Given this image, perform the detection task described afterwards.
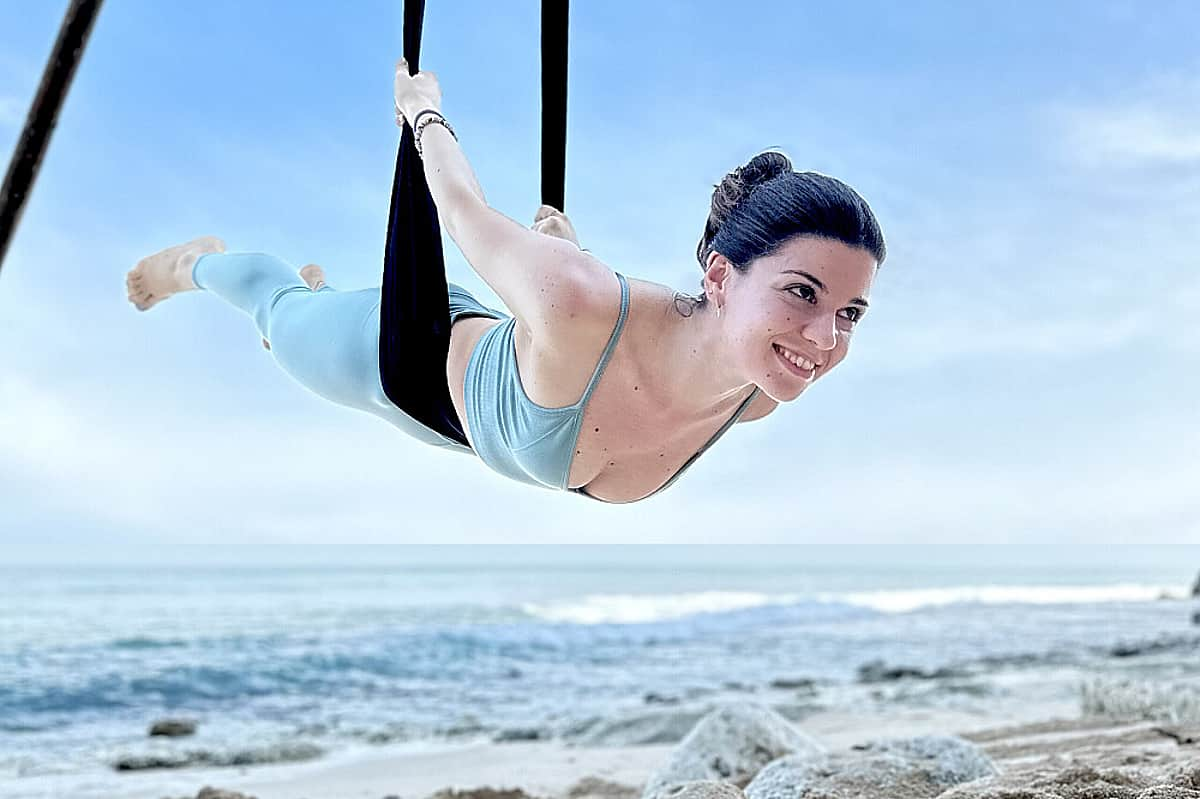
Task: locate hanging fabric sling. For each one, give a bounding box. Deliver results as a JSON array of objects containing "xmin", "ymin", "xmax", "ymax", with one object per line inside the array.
[{"xmin": 378, "ymin": 0, "xmax": 569, "ymax": 448}]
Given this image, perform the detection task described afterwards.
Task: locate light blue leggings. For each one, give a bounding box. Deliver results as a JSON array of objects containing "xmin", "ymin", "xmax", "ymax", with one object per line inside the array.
[{"xmin": 191, "ymin": 251, "xmax": 474, "ymax": 453}]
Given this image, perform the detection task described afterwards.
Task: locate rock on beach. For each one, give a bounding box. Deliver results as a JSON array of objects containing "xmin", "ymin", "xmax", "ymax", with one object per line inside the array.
[
  {"xmin": 743, "ymin": 734, "xmax": 997, "ymax": 799},
  {"xmin": 641, "ymin": 703, "xmax": 824, "ymax": 799}
]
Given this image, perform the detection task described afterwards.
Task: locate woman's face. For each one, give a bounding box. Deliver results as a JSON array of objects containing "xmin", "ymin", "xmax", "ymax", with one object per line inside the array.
[{"xmin": 706, "ymin": 235, "xmax": 877, "ymax": 402}]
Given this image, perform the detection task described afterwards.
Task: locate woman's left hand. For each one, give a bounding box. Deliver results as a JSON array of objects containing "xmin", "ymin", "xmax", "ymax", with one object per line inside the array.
[
  {"xmin": 394, "ymin": 57, "xmax": 443, "ymax": 126},
  {"xmin": 532, "ymin": 205, "xmax": 581, "ymax": 248}
]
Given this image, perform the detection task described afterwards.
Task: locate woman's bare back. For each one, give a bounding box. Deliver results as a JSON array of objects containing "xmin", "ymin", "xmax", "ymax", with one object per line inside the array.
[{"xmin": 446, "ymin": 274, "xmax": 776, "ymax": 503}]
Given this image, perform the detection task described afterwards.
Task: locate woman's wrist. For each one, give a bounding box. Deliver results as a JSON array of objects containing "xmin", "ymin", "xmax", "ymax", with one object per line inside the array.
[{"xmin": 404, "ymin": 104, "xmax": 442, "ymax": 126}]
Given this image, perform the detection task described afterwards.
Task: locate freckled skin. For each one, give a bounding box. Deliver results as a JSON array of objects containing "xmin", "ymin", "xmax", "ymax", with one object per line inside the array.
[{"xmin": 704, "ymin": 236, "xmax": 878, "ymax": 404}]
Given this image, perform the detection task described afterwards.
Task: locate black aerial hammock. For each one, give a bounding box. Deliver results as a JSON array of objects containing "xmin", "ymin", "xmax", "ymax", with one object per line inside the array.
[{"xmin": 378, "ymin": 0, "xmax": 570, "ymax": 447}]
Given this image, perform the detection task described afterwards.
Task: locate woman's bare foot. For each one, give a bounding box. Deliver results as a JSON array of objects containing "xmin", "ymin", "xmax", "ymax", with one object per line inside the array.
[
  {"xmin": 262, "ymin": 264, "xmax": 327, "ymax": 350},
  {"xmin": 126, "ymin": 236, "xmax": 225, "ymax": 311}
]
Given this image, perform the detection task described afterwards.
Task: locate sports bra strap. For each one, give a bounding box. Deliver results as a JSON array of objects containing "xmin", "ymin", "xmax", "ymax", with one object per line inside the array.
[{"xmin": 576, "ymin": 272, "xmax": 629, "ymax": 407}]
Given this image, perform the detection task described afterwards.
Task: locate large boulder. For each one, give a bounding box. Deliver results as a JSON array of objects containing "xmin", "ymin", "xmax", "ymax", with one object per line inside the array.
[
  {"xmin": 743, "ymin": 734, "xmax": 997, "ymax": 799},
  {"xmin": 641, "ymin": 703, "xmax": 824, "ymax": 799}
]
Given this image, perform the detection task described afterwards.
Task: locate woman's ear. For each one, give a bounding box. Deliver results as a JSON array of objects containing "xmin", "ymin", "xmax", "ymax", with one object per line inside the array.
[{"xmin": 703, "ymin": 251, "xmax": 733, "ymax": 304}]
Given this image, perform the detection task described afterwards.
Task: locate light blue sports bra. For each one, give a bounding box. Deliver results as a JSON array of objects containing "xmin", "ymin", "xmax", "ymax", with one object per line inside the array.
[{"xmin": 462, "ymin": 272, "xmax": 760, "ymax": 503}]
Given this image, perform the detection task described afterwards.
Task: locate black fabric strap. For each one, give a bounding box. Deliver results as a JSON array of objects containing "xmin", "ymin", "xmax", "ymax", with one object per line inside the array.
[
  {"xmin": 379, "ymin": 0, "xmax": 469, "ymax": 447},
  {"xmin": 379, "ymin": 0, "xmax": 570, "ymax": 449}
]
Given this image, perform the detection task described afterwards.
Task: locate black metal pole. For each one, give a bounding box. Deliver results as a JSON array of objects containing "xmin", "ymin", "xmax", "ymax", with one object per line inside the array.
[{"xmin": 0, "ymin": 0, "xmax": 104, "ymax": 276}]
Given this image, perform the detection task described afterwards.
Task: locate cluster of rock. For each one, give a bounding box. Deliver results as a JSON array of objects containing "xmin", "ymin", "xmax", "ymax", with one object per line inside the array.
[
  {"xmin": 636, "ymin": 704, "xmax": 998, "ymax": 799},
  {"xmin": 634, "ymin": 703, "xmax": 1200, "ymax": 799}
]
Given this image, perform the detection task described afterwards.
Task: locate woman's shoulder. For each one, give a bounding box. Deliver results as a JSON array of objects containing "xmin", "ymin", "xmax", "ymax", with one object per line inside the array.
[{"xmin": 559, "ymin": 261, "xmax": 677, "ymax": 337}]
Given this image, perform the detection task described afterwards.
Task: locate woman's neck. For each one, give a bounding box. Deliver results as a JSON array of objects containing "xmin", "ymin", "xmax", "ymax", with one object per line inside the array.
[{"xmin": 652, "ymin": 295, "xmax": 757, "ymax": 421}]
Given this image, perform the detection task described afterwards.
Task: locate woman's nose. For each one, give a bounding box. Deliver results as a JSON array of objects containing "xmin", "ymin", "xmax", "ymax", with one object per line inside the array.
[{"xmin": 802, "ymin": 313, "xmax": 839, "ymax": 351}]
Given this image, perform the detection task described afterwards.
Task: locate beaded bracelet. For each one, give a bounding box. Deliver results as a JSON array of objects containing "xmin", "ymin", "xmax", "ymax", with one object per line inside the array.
[{"xmin": 411, "ymin": 108, "xmax": 457, "ymax": 159}]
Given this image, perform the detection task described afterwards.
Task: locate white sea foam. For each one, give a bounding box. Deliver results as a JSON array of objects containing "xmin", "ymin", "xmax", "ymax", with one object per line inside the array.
[
  {"xmin": 520, "ymin": 591, "xmax": 801, "ymax": 624},
  {"xmin": 522, "ymin": 583, "xmax": 1189, "ymax": 623},
  {"xmin": 827, "ymin": 583, "xmax": 1188, "ymax": 614}
]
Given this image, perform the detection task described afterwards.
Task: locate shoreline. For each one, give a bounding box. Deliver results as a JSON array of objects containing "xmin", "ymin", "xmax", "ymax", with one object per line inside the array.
[{"xmin": 101, "ymin": 701, "xmax": 1200, "ymax": 799}]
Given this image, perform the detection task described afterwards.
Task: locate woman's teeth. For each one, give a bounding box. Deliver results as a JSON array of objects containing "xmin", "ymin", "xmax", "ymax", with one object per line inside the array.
[{"xmin": 774, "ymin": 344, "xmax": 815, "ymax": 371}]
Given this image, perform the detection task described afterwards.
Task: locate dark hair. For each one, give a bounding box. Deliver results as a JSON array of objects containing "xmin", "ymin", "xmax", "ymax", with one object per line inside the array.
[{"xmin": 677, "ymin": 150, "xmax": 886, "ymax": 314}]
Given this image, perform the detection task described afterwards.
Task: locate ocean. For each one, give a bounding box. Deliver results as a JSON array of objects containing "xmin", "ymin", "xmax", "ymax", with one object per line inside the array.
[{"xmin": 1, "ymin": 544, "xmax": 1197, "ymax": 798}]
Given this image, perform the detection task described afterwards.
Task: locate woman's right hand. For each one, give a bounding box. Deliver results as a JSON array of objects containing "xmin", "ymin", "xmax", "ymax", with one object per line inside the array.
[
  {"xmin": 394, "ymin": 57, "xmax": 443, "ymax": 126},
  {"xmin": 531, "ymin": 205, "xmax": 580, "ymax": 248}
]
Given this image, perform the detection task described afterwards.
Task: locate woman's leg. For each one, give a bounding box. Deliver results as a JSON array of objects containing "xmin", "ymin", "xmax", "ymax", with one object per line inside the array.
[
  {"xmin": 190, "ymin": 250, "xmax": 470, "ymax": 452},
  {"xmin": 263, "ymin": 264, "xmax": 329, "ymax": 349}
]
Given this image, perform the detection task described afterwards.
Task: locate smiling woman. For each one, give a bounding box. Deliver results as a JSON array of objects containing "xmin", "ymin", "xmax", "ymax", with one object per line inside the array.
[
  {"xmin": 122, "ymin": 6, "xmax": 886, "ymax": 504},
  {"xmin": 124, "ymin": 145, "xmax": 886, "ymax": 504}
]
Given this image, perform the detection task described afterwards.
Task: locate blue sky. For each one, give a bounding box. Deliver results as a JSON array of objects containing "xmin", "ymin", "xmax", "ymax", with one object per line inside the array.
[{"xmin": 1, "ymin": 0, "xmax": 1197, "ymax": 552}]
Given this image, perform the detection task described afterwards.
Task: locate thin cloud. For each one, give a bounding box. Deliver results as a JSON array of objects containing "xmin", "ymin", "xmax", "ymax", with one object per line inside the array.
[
  {"xmin": 702, "ymin": 441, "xmax": 1200, "ymax": 544},
  {"xmin": 1048, "ymin": 74, "xmax": 1200, "ymax": 168},
  {"xmin": 0, "ymin": 371, "xmax": 589, "ymax": 543},
  {"xmin": 0, "ymin": 94, "xmax": 23, "ymax": 126}
]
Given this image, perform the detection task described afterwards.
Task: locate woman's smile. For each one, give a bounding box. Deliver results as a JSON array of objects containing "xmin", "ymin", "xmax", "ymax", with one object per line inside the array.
[{"xmin": 773, "ymin": 342, "xmax": 817, "ymax": 380}]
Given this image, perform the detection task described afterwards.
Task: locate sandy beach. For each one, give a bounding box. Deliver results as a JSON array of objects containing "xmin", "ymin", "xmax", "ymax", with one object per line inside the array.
[{"xmin": 109, "ymin": 705, "xmax": 1199, "ymax": 799}]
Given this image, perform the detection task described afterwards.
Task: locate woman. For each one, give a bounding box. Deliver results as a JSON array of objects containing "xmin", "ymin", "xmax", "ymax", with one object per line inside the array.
[{"xmin": 126, "ymin": 61, "xmax": 885, "ymax": 504}]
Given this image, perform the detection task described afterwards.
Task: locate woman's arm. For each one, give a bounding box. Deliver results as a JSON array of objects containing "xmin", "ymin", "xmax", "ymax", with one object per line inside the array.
[
  {"xmin": 396, "ymin": 68, "xmax": 611, "ymax": 339},
  {"xmin": 413, "ymin": 117, "xmax": 488, "ymax": 213},
  {"xmin": 439, "ymin": 187, "xmax": 614, "ymax": 341}
]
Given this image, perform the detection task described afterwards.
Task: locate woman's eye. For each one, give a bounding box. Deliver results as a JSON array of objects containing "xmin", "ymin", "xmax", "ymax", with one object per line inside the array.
[
  {"xmin": 788, "ymin": 284, "xmax": 817, "ymax": 303},
  {"xmin": 838, "ymin": 308, "xmax": 862, "ymax": 323}
]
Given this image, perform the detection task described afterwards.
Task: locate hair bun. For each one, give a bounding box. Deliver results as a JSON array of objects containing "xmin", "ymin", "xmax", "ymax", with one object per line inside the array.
[
  {"xmin": 709, "ymin": 151, "xmax": 793, "ymax": 230},
  {"xmin": 696, "ymin": 150, "xmax": 794, "ymax": 270}
]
